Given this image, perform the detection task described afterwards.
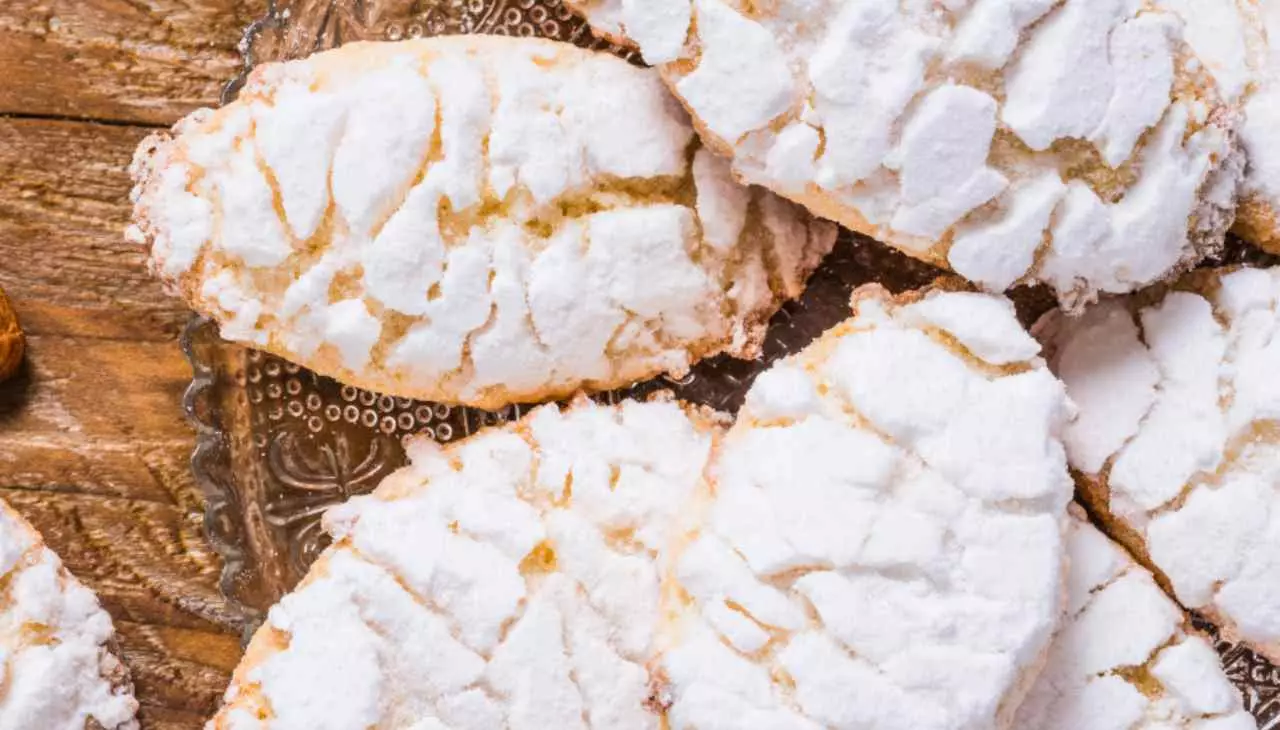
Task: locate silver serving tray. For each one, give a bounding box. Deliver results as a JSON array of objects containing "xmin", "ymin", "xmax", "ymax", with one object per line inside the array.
[{"xmin": 179, "ymin": 1, "xmax": 1280, "ymax": 725}]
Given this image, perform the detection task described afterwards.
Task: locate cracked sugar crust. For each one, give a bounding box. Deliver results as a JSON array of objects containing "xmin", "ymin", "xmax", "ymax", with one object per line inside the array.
[
  {"xmin": 655, "ymin": 286, "xmax": 1074, "ymax": 730},
  {"xmin": 0, "ymin": 500, "xmax": 140, "ymax": 730},
  {"xmin": 127, "ymin": 36, "xmax": 837, "ymax": 411},
  {"xmin": 568, "ymin": 0, "xmax": 1245, "ymax": 310},
  {"xmin": 209, "ymin": 397, "xmax": 724, "ymax": 730},
  {"xmin": 1015, "ymin": 508, "xmax": 1256, "ymax": 730},
  {"xmin": 1159, "ymin": 0, "xmax": 1280, "ymax": 254},
  {"xmin": 1038, "ymin": 265, "xmax": 1280, "ymax": 665}
]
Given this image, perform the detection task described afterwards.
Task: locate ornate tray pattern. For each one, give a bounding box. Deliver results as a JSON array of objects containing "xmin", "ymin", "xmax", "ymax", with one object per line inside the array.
[{"xmin": 181, "ymin": 1, "xmax": 1280, "ymax": 724}]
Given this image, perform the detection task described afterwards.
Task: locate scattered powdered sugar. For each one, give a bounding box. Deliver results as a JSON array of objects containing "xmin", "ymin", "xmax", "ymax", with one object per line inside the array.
[
  {"xmin": 567, "ymin": 0, "xmax": 1244, "ymax": 307},
  {"xmin": 0, "ymin": 500, "xmax": 139, "ymax": 730},
  {"xmin": 1014, "ymin": 510, "xmax": 1256, "ymax": 730},
  {"xmin": 211, "ymin": 398, "xmax": 721, "ymax": 730},
  {"xmin": 657, "ymin": 287, "xmax": 1074, "ymax": 730},
  {"xmin": 1041, "ymin": 265, "xmax": 1280, "ymax": 662},
  {"xmin": 128, "ymin": 35, "xmax": 836, "ymax": 410}
]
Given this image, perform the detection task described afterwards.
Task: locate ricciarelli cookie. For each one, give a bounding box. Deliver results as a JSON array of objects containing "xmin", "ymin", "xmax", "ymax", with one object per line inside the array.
[
  {"xmin": 568, "ymin": 0, "xmax": 1244, "ymax": 308},
  {"xmin": 210, "ymin": 397, "xmax": 722, "ymax": 729},
  {"xmin": 1015, "ymin": 508, "xmax": 1255, "ymax": 730},
  {"xmin": 0, "ymin": 500, "xmax": 139, "ymax": 729},
  {"xmin": 1038, "ymin": 265, "xmax": 1280, "ymax": 664},
  {"xmin": 656, "ymin": 286, "xmax": 1074, "ymax": 729},
  {"xmin": 1160, "ymin": 0, "xmax": 1280, "ymax": 253},
  {"xmin": 128, "ymin": 36, "xmax": 836, "ymax": 410}
]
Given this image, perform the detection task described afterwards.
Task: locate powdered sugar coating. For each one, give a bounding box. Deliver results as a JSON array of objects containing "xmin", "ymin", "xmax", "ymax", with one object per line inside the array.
[
  {"xmin": 1014, "ymin": 511, "xmax": 1255, "ymax": 730},
  {"xmin": 657, "ymin": 287, "xmax": 1074, "ymax": 730},
  {"xmin": 1041, "ymin": 265, "xmax": 1280, "ymax": 662},
  {"xmin": 1161, "ymin": 0, "xmax": 1280, "ymax": 253},
  {"xmin": 210, "ymin": 398, "xmax": 720, "ymax": 730},
  {"xmin": 0, "ymin": 500, "xmax": 139, "ymax": 729},
  {"xmin": 568, "ymin": 0, "xmax": 1243, "ymax": 308},
  {"xmin": 128, "ymin": 36, "xmax": 836, "ymax": 409}
]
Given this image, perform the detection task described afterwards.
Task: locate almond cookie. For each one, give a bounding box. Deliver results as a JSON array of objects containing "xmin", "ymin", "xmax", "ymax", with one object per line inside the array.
[
  {"xmin": 210, "ymin": 397, "xmax": 721, "ymax": 729},
  {"xmin": 656, "ymin": 286, "xmax": 1074, "ymax": 729},
  {"xmin": 1161, "ymin": 0, "xmax": 1280, "ymax": 253},
  {"xmin": 0, "ymin": 500, "xmax": 139, "ymax": 729},
  {"xmin": 1015, "ymin": 508, "xmax": 1255, "ymax": 730},
  {"xmin": 568, "ymin": 0, "xmax": 1244, "ymax": 308},
  {"xmin": 127, "ymin": 36, "xmax": 836, "ymax": 410},
  {"xmin": 1039, "ymin": 265, "xmax": 1280, "ymax": 664}
]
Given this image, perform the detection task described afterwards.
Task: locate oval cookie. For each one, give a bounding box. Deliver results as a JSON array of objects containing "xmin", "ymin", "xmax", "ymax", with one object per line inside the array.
[
  {"xmin": 1016, "ymin": 508, "xmax": 1255, "ymax": 730},
  {"xmin": 656, "ymin": 286, "xmax": 1074, "ymax": 729},
  {"xmin": 210, "ymin": 398, "xmax": 721, "ymax": 729},
  {"xmin": 128, "ymin": 36, "xmax": 837, "ymax": 409},
  {"xmin": 1039, "ymin": 265, "xmax": 1280, "ymax": 664},
  {"xmin": 569, "ymin": 0, "xmax": 1243, "ymax": 308},
  {"xmin": 0, "ymin": 500, "xmax": 139, "ymax": 729}
]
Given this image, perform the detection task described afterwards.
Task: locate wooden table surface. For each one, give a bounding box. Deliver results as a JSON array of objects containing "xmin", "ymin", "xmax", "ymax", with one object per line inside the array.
[{"xmin": 0, "ymin": 2, "xmax": 261, "ymax": 726}]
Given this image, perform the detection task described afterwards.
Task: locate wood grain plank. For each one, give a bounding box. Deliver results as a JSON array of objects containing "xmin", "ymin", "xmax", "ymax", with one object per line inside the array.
[
  {"xmin": 0, "ymin": 475, "xmax": 231, "ymax": 631},
  {"xmin": 0, "ymin": 325, "xmax": 244, "ymax": 627},
  {"xmin": 117, "ymin": 644, "xmax": 232, "ymax": 723},
  {"xmin": 0, "ymin": 303, "xmax": 242, "ymax": 729},
  {"xmin": 0, "ymin": 335, "xmax": 192, "ymax": 440},
  {"xmin": 0, "ymin": 481, "xmax": 241, "ymax": 724},
  {"xmin": 0, "ymin": 113, "xmax": 247, "ymax": 722},
  {"xmin": 0, "ymin": 0, "xmax": 257, "ymax": 725},
  {"xmin": 0, "ymin": 440, "xmax": 194, "ymax": 506},
  {"xmin": 0, "ymin": 0, "xmax": 258, "ymax": 126},
  {"xmin": 136, "ymin": 706, "xmax": 225, "ymax": 730},
  {"xmin": 0, "ymin": 117, "xmax": 191, "ymax": 340}
]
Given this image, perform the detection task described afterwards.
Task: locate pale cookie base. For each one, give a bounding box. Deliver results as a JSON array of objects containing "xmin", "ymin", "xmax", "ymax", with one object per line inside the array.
[
  {"xmin": 654, "ymin": 284, "xmax": 1074, "ymax": 730},
  {"xmin": 211, "ymin": 397, "xmax": 725, "ymax": 729},
  {"xmin": 1039, "ymin": 265, "xmax": 1280, "ymax": 666},
  {"xmin": 0, "ymin": 500, "xmax": 139, "ymax": 730},
  {"xmin": 128, "ymin": 35, "xmax": 836, "ymax": 410},
  {"xmin": 1015, "ymin": 506, "xmax": 1256, "ymax": 730},
  {"xmin": 571, "ymin": 0, "xmax": 1244, "ymax": 309}
]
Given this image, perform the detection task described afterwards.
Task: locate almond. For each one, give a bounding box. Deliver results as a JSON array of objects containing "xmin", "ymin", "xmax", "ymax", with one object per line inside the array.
[{"xmin": 0, "ymin": 286, "xmax": 23, "ymax": 383}]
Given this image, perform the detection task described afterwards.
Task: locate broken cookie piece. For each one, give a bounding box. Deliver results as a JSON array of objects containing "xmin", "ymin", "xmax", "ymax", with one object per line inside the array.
[
  {"xmin": 569, "ymin": 0, "xmax": 1244, "ymax": 309},
  {"xmin": 127, "ymin": 35, "xmax": 836, "ymax": 410},
  {"xmin": 0, "ymin": 500, "xmax": 139, "ymax": 729},
  {"xmin": 1039, "ymin": 265, "xmax": 1280, "ymax": 665},
  {"xmin": 656, "ymin": 286, "xmax": 1074, "ymax": 729},
  {"xmin": 1016, "ymin": 509, "xmax": 1255, "ymax": 730},
  {"xmin": 210, "ymin": 397, "xmax": 722, "ymax": 730}
]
